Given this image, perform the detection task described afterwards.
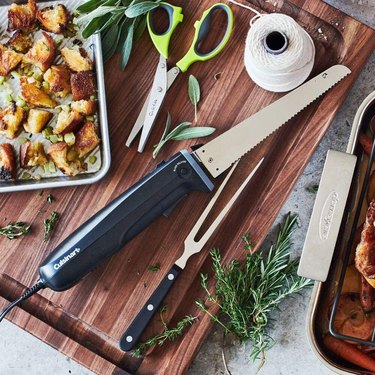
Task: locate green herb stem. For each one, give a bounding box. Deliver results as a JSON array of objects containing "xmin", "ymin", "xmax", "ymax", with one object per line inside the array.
[
  {"xmin": 43, "ymin": 211, "xmax": 59, "ymax": 240},
  {"xmin": 0, "ymin": 222, "xmax": 31, "ymax": 240}
]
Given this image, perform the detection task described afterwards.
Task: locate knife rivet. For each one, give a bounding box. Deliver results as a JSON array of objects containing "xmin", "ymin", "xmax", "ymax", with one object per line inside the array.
[
  {"xmin": 147, "ymin": 304, "xmax": 154, "ymax": 311},
  {"xmin": 168, "ymin": 273, "xmax": 174, "ymax": 280},
  {"xmin": 208, "ymin": 157, "xmax": 213, "ymax": 163},
  {"xmin": 126, "ymin": 336, "xmax": 133, "ymax": 343}
]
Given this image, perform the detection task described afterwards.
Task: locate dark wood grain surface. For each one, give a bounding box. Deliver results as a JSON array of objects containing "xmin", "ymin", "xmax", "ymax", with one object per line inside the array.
[{"xmin": 0, "ymin": 0, "xmax": 374, "ymax": 374}]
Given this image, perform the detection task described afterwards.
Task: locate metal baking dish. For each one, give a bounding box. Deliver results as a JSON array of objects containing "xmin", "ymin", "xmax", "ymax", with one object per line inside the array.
[
  {"xmin": 0, "ymin": 0, "xmax": 110, "ymax": 192},
  {"xmin": 298, "ymin": 91, "xmax": 375, "ymax": 374}
]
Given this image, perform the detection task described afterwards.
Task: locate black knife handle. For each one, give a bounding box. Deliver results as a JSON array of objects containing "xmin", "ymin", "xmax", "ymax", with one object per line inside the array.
[
  {"xmin": 38, "ymin": 151, "xmax": 213, "ymax": 291},
  {"xmin": 120, "ymin": 264, "xmax": 182, "ymax": 351}
]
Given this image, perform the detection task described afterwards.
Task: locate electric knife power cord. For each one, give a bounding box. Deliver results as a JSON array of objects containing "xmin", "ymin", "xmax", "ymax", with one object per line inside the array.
[{"xmin": 0, "ymin": 279, "xmax": 45, "ymax": 322}]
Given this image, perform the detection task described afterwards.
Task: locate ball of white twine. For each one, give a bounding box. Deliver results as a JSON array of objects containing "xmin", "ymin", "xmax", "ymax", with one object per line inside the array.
[{"xmin": 244, "ymin": 13, "xmax": 315, "ymax": 92}]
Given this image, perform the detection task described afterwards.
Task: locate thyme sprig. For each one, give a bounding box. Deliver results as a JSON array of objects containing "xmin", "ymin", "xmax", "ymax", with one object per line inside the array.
[
  {"xmin": 197, "ymin": 213, "xmax": 313, "ymax": 365},
  {"xmin": 0, "ymin": 222, "xmax": 31, "ymax": 240},
  {"xmin": 132, "ymin": 307, "xmax": 198, "ymax": 357},
  {"xmin": 43, "ymin": 211, "xmax": 59, "ymax": 240}
]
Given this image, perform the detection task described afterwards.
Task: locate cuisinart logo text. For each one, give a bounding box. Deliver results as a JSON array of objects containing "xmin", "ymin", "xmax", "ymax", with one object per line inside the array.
[
  {"xmin": 53, "ymin": 248, "xmax": 81, "ymax": 270},
  {"xmin": 319, "ymin": 191, "xmax": 339, "ymax": 241}
]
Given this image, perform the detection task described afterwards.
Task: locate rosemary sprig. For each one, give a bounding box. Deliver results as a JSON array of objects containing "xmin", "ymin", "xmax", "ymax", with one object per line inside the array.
[
  {"xmin": 153, "ymin": 113, "xmax": 215, "ymax": 158},
  {"xmin": 132, "ymin": 307, "xmax": 198, "ymax": 357},
  {"xmin": 76, "ymin": 0, "xmax": 160, "ymax": 69},
  {"xmin": 43, "ymin": 211, "xmax": 59, "ymax": 240},
  {"xmin": 0, "ymin": 222, "xmax": 31, "ymax": 240},
  {"xmin": 197, "ymin": 213, "xmax": 313, "ymax": 365}
]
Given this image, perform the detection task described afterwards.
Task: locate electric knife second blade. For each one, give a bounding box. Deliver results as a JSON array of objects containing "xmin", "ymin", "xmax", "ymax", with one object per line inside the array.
[{"xmin": 195, "ymin": 64, "xmax": 351, "ymax": 178}]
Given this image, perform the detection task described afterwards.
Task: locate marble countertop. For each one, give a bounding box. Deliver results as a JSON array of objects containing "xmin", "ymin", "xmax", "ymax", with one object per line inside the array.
[{"xmin": 0, "ymin": 1, "xmax": 374, "ymax": 374}]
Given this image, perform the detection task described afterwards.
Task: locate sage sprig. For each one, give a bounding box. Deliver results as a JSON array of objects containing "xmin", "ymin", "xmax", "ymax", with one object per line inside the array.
[
  {"xmin": 153, "ymin": 113, "xmax": 215, "ymax": 158},
  {"xmin": 76, "ymin": 0, "xmax": 160, "ymax": 69},
  {"xmin": 188, "ymin": 75, "xmax": 201, "ymax": 122}
]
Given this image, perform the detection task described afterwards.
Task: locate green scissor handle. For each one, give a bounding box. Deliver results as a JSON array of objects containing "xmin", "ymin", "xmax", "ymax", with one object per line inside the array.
[
  {"xmin": 147, "ymin": 2, "xmax": 184, "ymax": 59},
  {"xmin": 176, "ymin": 3, "xmax": 233, "ymax": 73}
]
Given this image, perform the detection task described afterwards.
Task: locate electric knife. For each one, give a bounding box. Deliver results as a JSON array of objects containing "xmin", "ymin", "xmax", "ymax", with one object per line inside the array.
[{"xmin": 0, "ymin": 65, "xmax": 351, "ymax": 325}]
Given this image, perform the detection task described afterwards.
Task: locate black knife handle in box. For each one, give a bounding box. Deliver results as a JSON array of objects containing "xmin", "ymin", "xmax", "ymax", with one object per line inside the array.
[
  {"xmin": 38, "ymin": 151, "xmax": 214, "ymax": 292},
  {"xmin": 120, "ymin": 264, "xmax": 182, "ymax": 351}
]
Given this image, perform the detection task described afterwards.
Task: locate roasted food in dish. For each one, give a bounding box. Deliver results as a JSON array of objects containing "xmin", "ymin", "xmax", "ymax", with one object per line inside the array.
[
  {"xmin": 47, "ymin": 142, "xmax": 84, "ymax": 176},
  {"xmin": 54, "ymin": 109, "xmax": 84, "ymax": 135},
  {"xmin": 23, "ymin": 109, "xmax": 53, "ymax": 134},
  {"xmin": 75, "ymin": 121, "xmax": 100, "ymax": 158},
  {"xmin": 0, "ymin": 143, "xmax": 16, "ymax": 181},
  {"xmin": 43, "ymin": 65, "xmax": 71, "ymax": 98},
  {"xmin": 0, "ymin": 103, "xmax": 26, "ymax": 139},
  {"xmin": 6, "ymin": 31, "xmax": 33, "ymax": 54},
  {"xmin": 20, "ymin": 141, "xmax": 48, "ymax": 168},
  {"xmin": 71, "ymin": 99, "xmax": 96, "ymax": 116},
  {"xmin": 71, "ymin": 71, "xmax": 96, "ymax": 101},
  {"xmin": 0, "ymin": 44, "xmax": 23, "ymax": 76},
  {"xmin": 61, "ymin": 47, "xmax": 93, "ymax": 72},
  {"xmin": 7, "ymin": 0, "xmax": 37, "ymax": 32},
  {"xmin": 36, "ymin": 4, "xmax": 69, "ymax": 34},
  {"xmin": 23, "ymin": 32, "xmax": 55, "ymax": 72},
  {"xmin": 356, "ymin": 200, "xmax": 375, "ymax": 288},
  {"xmin": 20, "ymin": 76, "xmax": 57, "ymax": 108}
]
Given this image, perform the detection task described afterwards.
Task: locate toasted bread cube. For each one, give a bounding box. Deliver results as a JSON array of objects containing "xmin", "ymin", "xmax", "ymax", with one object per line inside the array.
[
  {"xmin": 20, "ymin": 76, "xmax": 57, "ymax": 108},
  {"xmin": 71, "ymin": 71, "xmax": 96, "ymax": 101},
  {"xmin": 24, "ymin": 108, "xmax": 53, "ymax": 134},
  {"xmin": 20, "ymin": 141, "xmax": 48, "ymax": 168},
  {"xmin": 0, "ymin": 103, "xmax": 26, "ymax": 139},
  {"xmin": 37, "ymin": 4, "xmax": 69, "ymax": 34},
  {"xmin": 75, "ymin": 121, "xmax": 100, "ymax": 158},
  {"xmin": 71, "ymin": 99, "xmax": 96, "ymax": 116},
  {"xmin": 47, "ymin": 142, "xmax": 83, "ymax": 176},
  {"xmin": 54, "ymin": 110, "xmax": 84, "ymax": 135},
  {"xmin": 0, "ymin": 44, "xmax": 23, "ymax": 76},
  {"xmin": 23, "ymin": 32, "xmax": 55, "ymax": 72},
  {"xmin": 0, "ymin": 143, "xmax": 16, "ymax": 181},
  {"xmin": 6, "ymin": 31, "xmax": 33, "ymax": 53},
  {"xmin": 8, "ymin": 0, "xmax": 37, "ymax": 32},
  {"xmin": 61, "ymin": 47, "xmax": 93, "ymax": 72},
  {"xmin": 43, "ymin": 65, "xmax": 71, "ymax": 98}
]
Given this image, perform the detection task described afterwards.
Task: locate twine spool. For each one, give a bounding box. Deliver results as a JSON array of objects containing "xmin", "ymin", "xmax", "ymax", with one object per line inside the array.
[{"xmin": 244, "ymin": 13, "xmax": 315, "ymax": 92}]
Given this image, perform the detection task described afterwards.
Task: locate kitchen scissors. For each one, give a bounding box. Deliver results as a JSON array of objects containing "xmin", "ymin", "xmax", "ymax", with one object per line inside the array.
[{"xmin": 126, "ymin": 2, "xmax": 234, "ymax": 152}]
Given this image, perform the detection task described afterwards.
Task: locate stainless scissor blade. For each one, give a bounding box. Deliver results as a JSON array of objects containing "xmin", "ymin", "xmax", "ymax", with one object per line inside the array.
[{"xmin": 126, "ymin": 64, "xmax": 181, "ymax": 149}]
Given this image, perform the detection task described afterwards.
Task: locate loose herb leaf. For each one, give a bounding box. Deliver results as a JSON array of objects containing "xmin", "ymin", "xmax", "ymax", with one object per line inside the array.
[
  {"xmin": 153, "ymin": 114, "xmax": 215, "ymax": 159},
  {"xmin": 132, "ymin": 311, "xmax": 198, "ymax": 357},
  {"xmin": 121, "ymin": 21, "xmax": 135, "ymax": 70},
  {"xmin": 306, "ymin": 184, "xmax": 319, "ymax": 193},
  {"xmin": 46, "ymin": 194, "xmax": 54, "ymax": 204},
  {"xmin": 0, "ymin": 222, "xmax": 31, "ymax": 240},
  {"xmin": 148, "ymin": 263, "xmax": 160, "ymax": 272},
  {"xmin": 125, "ymin": 1, "xmax": 160, "ymax": 18},
  {"xmin": 102, "ymin": 22, "xmax": 121, "ymax": 62},
  {"xmin": 197, "ymin": 213, "xmax": 313, "ymax": 366},
  {"xmin": 43, "ymin": 211, "xmax": 59, "ymax": 240},
  {"xmin": 188, "ymin": 75, "xmax": 201, "ymax": 122}
]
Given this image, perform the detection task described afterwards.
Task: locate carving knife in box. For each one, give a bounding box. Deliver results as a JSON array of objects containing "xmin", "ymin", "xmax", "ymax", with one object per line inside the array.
[{"xmin": 0, "ymin": 65, "xmax": 351, "ymax": 325}]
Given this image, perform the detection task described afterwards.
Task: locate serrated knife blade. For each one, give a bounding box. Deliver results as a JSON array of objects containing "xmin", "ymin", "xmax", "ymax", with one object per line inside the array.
[{"xmin": 194, "ymin": 65, "xmax": 351, "ymax": 178}]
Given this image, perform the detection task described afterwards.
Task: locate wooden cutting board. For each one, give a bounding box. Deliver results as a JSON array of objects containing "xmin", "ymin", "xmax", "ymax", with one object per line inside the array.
[{"xmin": 0, "ymin": 0, "xmax": 374, "ymax": 374}]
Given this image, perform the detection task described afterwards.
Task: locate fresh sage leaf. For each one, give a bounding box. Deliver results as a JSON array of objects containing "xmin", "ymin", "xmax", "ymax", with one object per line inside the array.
[
  {"xmin": 83, "ymin": 14, "xmax": 111, "ymax": 38},
  {"xmin": 77, "ymin": 6, "xmax": 124, "ymax": 25},
  {"xmin": 121, "ymin": 21, "xmax": 135, "ymax": 70},
  {"xmin": 153, "ymin": 115, "xmax": 216, "ymax": 159},
  {"xmin": 77, "ymin": 0, "xmax": 107, "ymax": 13},
  {"xmin": 188, "ymin": 75, "xmax": 201, "ymax": 122},
  {"xmin": 134, "ymin": 16, "xmax": 147, "ymax": 41},
  {"xmin": 170, "ymin": 127, "xmax": 215, "ymax": 141},
  {"xmin": 102, "ymin": 23, "xmax": 120, "ymax": 62},
  {"xmin": 125, "ymin": 1, "xmax": 160, "ymax": 18}
]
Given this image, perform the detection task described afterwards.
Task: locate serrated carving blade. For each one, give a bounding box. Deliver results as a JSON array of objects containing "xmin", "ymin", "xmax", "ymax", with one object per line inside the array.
[{"xmin": 194, "ymin": 65, "xmax": 351, "ymax": 178}]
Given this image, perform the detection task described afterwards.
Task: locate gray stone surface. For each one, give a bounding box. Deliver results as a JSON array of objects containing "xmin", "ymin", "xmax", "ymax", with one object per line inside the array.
[{"xmin": 0, "ymin": 1, "xmax": 374, "ymax": 374}]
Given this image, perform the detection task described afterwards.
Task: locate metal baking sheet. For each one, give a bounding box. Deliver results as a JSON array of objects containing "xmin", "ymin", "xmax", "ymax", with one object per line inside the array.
[{"xmin": 0, "ymin": 0, "xmax": 110, "ymax": 192}]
